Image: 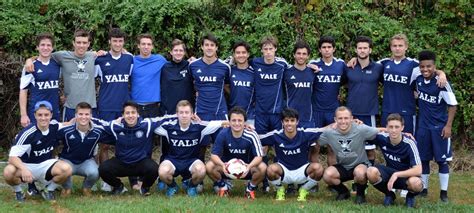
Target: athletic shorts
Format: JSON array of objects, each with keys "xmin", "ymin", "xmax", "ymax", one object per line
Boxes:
[
  {"xmin": 298, "ymin": 121, "xmax": 316, "ymax": 129},
  {"xmin": 313, "ymin": 111, "xmax": 334, "ymax": 128},
  {"xmin": 416, "ymin": 127, "xmax": 452, "ymax": 162},
  {"xmin": 353, "ymin": 114, "xmax": 377, "ymax": 150},
  {"xmin": 374, "ymin": 164, "xmax": 410, "ymax": 190},
  {"xmin": 382, "ymin": 112, "xmax": 416, "ymax": 135},
  {"xmin": 255, "ymin": 113, "xmax": 281, "ymax": 134},
  {"xmin": 279, "ymin": 162, "xmax": 309, "ymax": 185},
  {"xmin": 98, "ymin": 111, "xmax": 122, "ymax": 121},
  {"xmin": 165, "ymin": 158, "xmax": 202, "ymax": 180},
  {"xmin": 333, "ymin": 163, "xmax": 367, "ymax": 183},
  {"xmin": 24, "ymin": 159, "xmax": 58, "ymax": 185}
]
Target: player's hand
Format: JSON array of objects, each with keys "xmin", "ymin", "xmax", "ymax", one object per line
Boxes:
[
  {"xmin": 191, "ymin": 113, "xmax": 201, "ymax": 122},
  {"xmin": 21, "ymin": 169, "xmax": 34, "ymax": 183},
  {"xmin": 188, "ymin": 56, "xmax": 197, "ymax": 62},
  {"xmin": 114, "ymin": 117, "xmax": 123, "ymax": 123},
  {"xmin": 347, "ymin": 57, "xmax": 357, "ymax": 68},
  {"xmin": 221, "ymin": 120, "xmax": 230, "ymax": 128},
  {"xmin": 242, "ymin": 164, "xmax": 251, "ymax": 177},
  {"xmin": 414, "ymin": 91, "xmax": 419, "ymax": 99},
  {"xmin": 387, "ymin": 173, "xmax": 399, "ymax": 191},
  {"xmin": 244, "ymin": 123, "xmax": 255, "ymax": 131},
  {"xmin": 20, "ymin": 115, "xmax": 31, "ymax": 127},
  {"xmin": 402, "ymin": 132, "xmax": 416, "ymax": 140},
  {"xmin": 307, "ymin": 63, "xmax": 320, "ymax": 73},
  {"xmin": 63, "ymin": 117, "xmax": 76, "ymax": 126},
  {"xmin": 25, "ymin": 59, "xmax": 35, "ymax": 72},
  {"xmin": 353, "ymin": 119, "xmax": 364, "ymax": 125},
  {"xmin": 436, "ymin": 70, "xmax": 447, "ymax": 88},
  {"xmin": 441, "ymin": 125, "xmax": 452, "ymax": 139},
  {"xmin": 96, "ymin": 50, "xmax": 107, "ymax": 57},
  {"xmin": 223, "ymin": 162, "xmax": 230, "ymax": 175}
]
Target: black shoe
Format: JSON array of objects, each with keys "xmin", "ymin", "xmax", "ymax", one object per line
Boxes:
[
  {"xmin": 336, "ymin": 191, "xmax": 350, "ymax": 201},
  {"xmin": 27, "ymin": 183, "xmax": 40, "ymax": 196},
  {"xmin": 111, "ymin": 184, "xmax": 127, "ymax": 195},
  {"xmin": 440, "ymin": 190, "xmax": 448, "ymax": 202},
  {"xmin": 15, "ymin": 191, "xmax": 25, "ymax": 203},
  {"xmin": 286, "ymin": 184, "xmax": 296, "ymax": 195},
  {"xmin": 405, "ymin": 195, "xmax": 416, "ymax": 208},
  {"xmin": 140, "ymin": 187, "xmax": 151, "ymax": 196},
  {"xmin": 261, "ymin": 181, "xmax": 270, "ymax": 194},
  {"xmin": 327, "ymin": 185, "xmax": 338, "ymax": 193},
  {"xmin": 355, "ymin": 195, "xmax": 366, "ymax": 204},
  {"xmin": 419, "ymin": 188, "xmax": 428, "ymax": 197},
  {"xmin": 41, "ymin": 190, "xmax": 56, "ymax": 201}
]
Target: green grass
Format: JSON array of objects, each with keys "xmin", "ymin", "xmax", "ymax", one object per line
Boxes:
[{"xmin": 1, "ymin": 168, "xmax": 473, "ymax": 212}]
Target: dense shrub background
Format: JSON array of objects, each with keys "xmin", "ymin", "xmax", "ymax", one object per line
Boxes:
[{"xmin": 0, "ymin": 0, "xmax": 472, "ymax": 153}]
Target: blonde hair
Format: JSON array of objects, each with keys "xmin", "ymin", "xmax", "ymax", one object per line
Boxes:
[{"xmin": 390, "ymin": 33, "xmax": 408, "ymax": 46}]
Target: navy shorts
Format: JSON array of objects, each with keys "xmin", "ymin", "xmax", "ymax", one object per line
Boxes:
[
  {"xmin": 98, "ymin": 111, "xmax": 122, "ymax": 121},
  {"xmin": 313, "ymin": 111, "xmax": 334, "ymax": 128},
  {"xmin": 298, "ymin": 121, "xmax": 316, "ymax": 129},
  {"xmin": 166, "ymin": 158, "xmax": 201, "ymax": 180},
  {"xmin": 374, "ymin": 164, "xmax": 409, "ymax": 190},
  {"xmin": 334, "ymin": 163, "xmax": 367, "ymax": 183},
  {"xmin": 416, "ymin": 127, "xmax": 452, "ymax": 162},
  {"xmin": 255, "ymin": 113, "xmax": 282, "ymax": 134}
]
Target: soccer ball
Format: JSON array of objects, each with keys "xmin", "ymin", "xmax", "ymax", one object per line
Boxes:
[{"xmin": 224, "ymin": 158, "xmax": 248, "ymax": 179}]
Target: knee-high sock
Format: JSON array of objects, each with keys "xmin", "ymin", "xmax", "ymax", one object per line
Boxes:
[
  {"xmin": 438, "ymin": 162, "xmax": 450, "ymax": 191},
  {"xmin": 421, "ymin": 161, "xmax": 430, "ymax": 189},
  {"xmin": 301, "ymin": 177, "xmax": 318, "ymax": 190}
]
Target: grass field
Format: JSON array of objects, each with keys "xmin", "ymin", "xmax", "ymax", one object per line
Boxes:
[{"xmin": 1, "ymin": 164, "xmax": 473, "ymax": 213}]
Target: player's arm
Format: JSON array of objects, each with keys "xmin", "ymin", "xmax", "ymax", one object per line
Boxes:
[
  {"xmin": 434, "ymin": 70, "xmax": 447, "ymax": 87},
  {"xmin": 210, "ymin": 154, "xmax": 226, "ymax": 169},
  {"xmin": 442, "ymin": 105, "xmax": 457, "ymax": 139},
  {"xmin": 24, "ymin": 56, "xmax": 38, "ymax": 72},
  {"xmin": 8, "ymin": 143, "xmax": 34, "ymax": 183},
  {"xmin": 387, "ymin": 165, "xmax": 422, "ymax": 191},
  {"xmin": 19, "ymin": 89, "xmax": 30, "ymax": 127}
]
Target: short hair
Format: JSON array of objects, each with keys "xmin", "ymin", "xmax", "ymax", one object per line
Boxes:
[
  {"xmin": 232, "ymin": 40, "xmax": 251, "ymax": 53},
  {"xmin": 176, "ymin": 100, "xmax": 193, "ymax": 112},
  {"xmin": 386, "ymin": 113, "xmax": 404, "ymax": 125},
  {"xmin": 318, "ymin": 36, "xmax": 335, "ymax": 48},
  {"xmin": 73, "ymin": 29, "xmax": 90, "ymax": 41},
  {"xmin": 335, "ymin": 106, "xmax": 352, "ymax": 117},
  {"xmin": 418, "ymin": 50, "xmax": 436, "ymax": 62},
  {"xmin": 228, "ymin": 106, "xmax": 247, "ymax": 121},
  {"xmin": 201, "ymin": 33, "xmax": 218, "ymax": 46},
  {"xmin": 281, "ymin": 108, "xmax": 299, "ymax": 121},
  {"xmin": 171, "ymin": 38, "xmax": 186, "ymax": 51},
  {"xmin": 390, "ymin": 33, "xmax": 408, "ymax": 46},
  {"xmin": 122, "ymin": 100, "xmax": 139, "ymax": 114},
  {"xmin": 108, "ymin": 28, "xmax": 127, "ymax": 40},
  {"xmin": 355, "ymin": 36, "xmax": 372, "ymax": 48},
  {"xmin": 36, "ymin": 33, "xmax": 54, "ymax": 46},
  {"xmin": 137, "ymin": 33, "xmax": 154, "ymax": 44},
  {"xmin": 75, "ymin": 102, "xmax": 92, "ymax": 113},
  {"xmin": 260, "ymin": 36, "xmax": 278, "ymax": 49},
  {"xmin": 293, "ymin": 39, "xmax": 311, "ymax": 55}
]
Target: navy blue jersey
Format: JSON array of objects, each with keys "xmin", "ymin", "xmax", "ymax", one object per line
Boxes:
[
  {"xmin": 371, "ymin": 133, "xmax": 421, "ymax": 171},
  {"xmin": 189, "ymin": 58, "xmax": 230, "ymax": 116},
  {"xmin": 229, "ymin": 65, "xmax": 255, "ymax": 119},
  {"xmin": 154, "ymin": 120, "xmax": 222, "ymax": 160},
  {"xmin": 58, "ymin": 123, "xmax": 111, "ymax": 164},
  {"xmin": 160, "ymin": 60, "xmax": 195, "ymax": 115},
  {"xmin": 416, "ymin": 76, "xmax": 458, "ymax": 129},
  {"xmin": 378, "ymin": 58, "xmax": 420, "ymax": 115},
  {"xmin": 251, "ymin": 57, "xmax": 289, "ymax": 114},
  {"xmin": 95, "ymin": 53, "xmax": 134, "ymax": 112},
  {"xmin": 212, "ymin": 128, "xmax": 263, "ymax": 164},
  {"xmin": 260, "ymin": 128, "xmax": 323, "ymax": 170},
  {"xmin": 9, "ymin": 121, "xmax": 61, "ymax": 164},
  {"xmin": 284, "ymin": 66, "xmax": 315, "ymax": 122},
  {"xmin": 20, "ymin": 59, "xmax": 61, "ymax": 120},
  {"xmin": 310, "ymin": 58, "xmax": 346, "ymax": 112},
  {"xmin": 346, "ymin": 61, "xmax": 383, "ymax": 115}
]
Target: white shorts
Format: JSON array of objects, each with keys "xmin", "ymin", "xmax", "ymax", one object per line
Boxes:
[
  {"xmin": 25, "ymin": 159, "xmax": 58, "ymax": 185},
  {"xmin": 279, "ymin": 162, "xmax": 309, "ymax": 185}
]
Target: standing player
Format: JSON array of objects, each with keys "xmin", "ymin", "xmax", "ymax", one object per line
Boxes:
[
  {"xmin": 95, "ymin": 28, "xmax": 134, "ymax": 191},
  {"xmin": 206, "ymin": 107, "xmax": 266, "ymax": 199},
  {"xmin": 3, "ymin": 101, "xmax": 72, "ymax": 202},
  {"xmin": 367, "ymin": 113, "xmax": 423, "ymax": 208},
  {"xmin": 260, "ymin": 108, "xmax": 324, "ymax": 201},
  {"xmin": 320, "ymin": 106, "xmax": 379, "ymax": 204},
  {"xmin": 154, "ymin": 100, "xmax": 227, "ymax": 197},
  {"xmin": 310, "ymin": 36, "xmax": 346, "ymax": 167},
  {"xmin": 415, "ymin": 50, "xmax": 457, "ymax": 202},
  {"xmin": 228, "ymin": 41, "xmax": 255, "ymax": 125}
]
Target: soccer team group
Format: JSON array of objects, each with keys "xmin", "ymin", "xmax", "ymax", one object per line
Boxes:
[{"xmin": 3, "ymin": 27, "xmax": 458, "ymax": 208}]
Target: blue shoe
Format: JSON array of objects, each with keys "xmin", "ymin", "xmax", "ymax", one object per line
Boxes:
[
  {"xmin": 41, "ymin": 190, "xmax": 56, "ymax": 201},
  {"xmin": 187, "ymin": 187, "xmax": 198, "ymax": 197},
  {"xmin": 166, "ymin": 185, "xmax": 179, "ymax": 197},
  {"xmin": 405, "ymin": 195, "xmax": 416, "ymax": 208},
  {"xmin": 156, "ymin": 181, "xmax": 167, "ymax": 192},
  {"xmin": 15, "ymin": 191, "xmax": 25, "ymax": 203},
  {"xmin": 384, "ymin": 194, "xmax": 396, "ymax": 206}
]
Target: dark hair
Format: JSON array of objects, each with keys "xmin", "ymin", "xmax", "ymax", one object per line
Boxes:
[
  {"xmin": 75, "ymin": 102, "xmax": 92, "ymax": 113},
  {"xmin": 232, "ymin": 40, "xmax": 251, "ymax": 53},
  {"xmin": 386, "ymin": 113, "xmax": 404, "ymax": 125},
  {"xmin": 137, "ymin": 33, "xmax": 154, "ymax": 44},
  {"xmin": 293, "ymin": 39, "xmax": 311, "ymax": 55},
  {"xmin": 201, "ymin": 33, "xmax": 218, "ymax": 46},
  {"xmin": 122, "ymin": 101, "xmax": 139, "ymax": 113},
  {"xmin": 318, "ymin": 36, "xmax": 335, "ymax": 49},
  {"xmin": 36, "ymin": 33, "xmax": 54, "ymax": 46},
  {"xmin": 281, "ymin": 108, "xmax": 299, "ymax": 121},
  {"xmin": 228, "ymin": 106, "xmax": 247, "ymax": 121},
  {"xmin": 74, "ymin": 29, "xmax": 90, "ymax": 41},
  {"xmin": 418, "ymin": 50, "xmax": 436, "ymax": 62},
  {"xmin": 355, "ymin": 36, "xmax": 372, "ymax": 48},
  {"xmin": 108, "ymin": 28, "xmax": 127, "ymax": 40},
  {"xmin": 260, "ymin": 36, "xmax": 278, "ymax": 49}
]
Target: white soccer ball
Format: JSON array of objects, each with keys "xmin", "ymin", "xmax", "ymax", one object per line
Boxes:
[{"xmin": 224, "ymin": 158, "xmax": 248, "ymax": 179}]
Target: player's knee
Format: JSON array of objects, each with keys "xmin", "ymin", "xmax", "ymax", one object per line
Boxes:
[
  {"xmin": 407, "ymin": 177, "xmax": 423, "ymax": 192},
  {"xmin": 353, "ymin": 165, "xmax": 367, "ymax": 179},
  {"xmin": 258, "ymin": 162, "xmax": 267, "ymax": 173},
  {"xmin": 266, "ymin": 164, "xmax": 279, "ymax": 179},
  {"xmin": 3, "ymin": 165, "xmax": 16, "ymax": 181},
  {"xmin": 159, "ymin": 164, "xmax": 173, "ymax": 176},
  {"xmin": 366, "ymin": 167, "xmax": 380, "ymax": 183},
  {"xmin": 86, "ymin": 168, "xmax": 100, "ymax": 180},
  {"xmin": 323, "ymin": 167, "xmax": 337, "ymax": 184},
  {"xmin": 192, "ymin": 164, "xmax": 206, "ymax": 177},
  {"xmin": 55, "ymin": 161, "xmax": 73, "ymax": 177}
]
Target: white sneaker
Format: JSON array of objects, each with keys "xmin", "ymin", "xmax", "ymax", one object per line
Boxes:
[
  {"xmin": 101, "ymin": 182, "xmax": 112, "ymax": 192},
  {"xmin": 400, "ymin": 189, "xmax": 408, "ymax": 198}
]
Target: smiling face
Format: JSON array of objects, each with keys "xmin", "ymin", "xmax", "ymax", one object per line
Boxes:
[
  {"xmin": 419, "ymin": 59, "xmax": 436, "ymax": 80},
  {"xmin": 177, "ymin": 105, "xmax": 193, "ymax": 127},
  {"xmin": 73, "ymin": 36, "xmax": 90, "ymax": 57},
  {"xmin": 34, "ymin": 108, "xmax": 52, "ymax": 129},
  {"xmin": 109, "ymin": 37, "xmax": 125, "ymax": 54},
  {"xmin": 75, "ymin": 108, "xmax": 92, "ymax": 127},
  {"xmin": 170, "ymin": 44, "xmax": 185, "ymax": 62},
  {"xmin": 233, "ymin": 46, "xmax": 249, "ymax": 65},
  {"xmin": 37, "ymin": 39, "xmax": 53, "ymax": 59},
  {"xmin": 138, "ymin": 37, "xmax": 153, "ymax": 58},
  {"xmin": 282, "ymin": 117, "xmax": 298, "ymax": 135},
  {"xmin": 123, "ymin": 106, "xmax": 139, "ymax": 127},
  {"xmin": 229, "ymin": 113, "xmax": 245, "ymax": 133},
  {"xmin": 294, "ymin": 47, "xmax": 309, "ymax": 66},
  {"xmin": 335, "ymin": 109, "xmax": 353, "ymax": 133},
  {"xmin": 201, "ymin": 39, "xmax": 218, "ymax": 59},
  {"xmin": 386, "ymin": 119, "xmax": 404, "ymax": 141}
]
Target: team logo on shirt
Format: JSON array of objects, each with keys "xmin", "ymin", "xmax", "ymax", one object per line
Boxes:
[
  {"xmin": 290, "ymin": 75, "xmax": 296, "ymax": 79},
  {"xmin": 196, "ymin": 69, "xmax": 202, "ymax": 73},
  {"xmin": 172, "ymin": 131, "xmax": 178, "ymax": 135},
  {"xmin": 119, "ymin": 132, "xmax": 125, "ymax": 136},
  {"xmin": 338, "ymin": 139, "xmax": 352, "ymax": 153},
  {"xmin": 384, "ymin": 153, "xmax": 401, "ymax": 162},
  {"xmin": 386, "ymin": 65, "xmax": 390, "ymax": 69},
  {"xmin": 36, "ymin": 80, "xmax": 59, "ymax": 90},
  {"xmin": 37, "ymin": 69, "xmax": 43, "ymax": 73},
  {"xmin": 135, "ymin": 130, "xmax": 144, "ymax": 138},
  {"xmin": 36, "ymin": 140, "xmax": 42, "ymax": 145},
  {"xmin": 180, "ymin": 70, "xmax": 187, "ymax": 77},
  {"xmin": 257, "ymin": 68, "xmax": 262, "ymax": 72},
  {"xmin": 230, "ymin": 149, "xmax": 246, "ymax": 154},
  {"xmin": 69, "ymin": 135, "xmax": 76, "ymax": 140},
  {"xmin": 105, "ymin": 62, "xmax": 111, "ymax": 66},
  {"xmin": 74, "ymin": 59, "xmax": 88, "ymax": 72},
  {"xmin": 279, "ymin": 143, "xmax": 285, "ymax": 148},
  {"xmin": 232, "ymin": 74, "xmax": 236, "ymax": 78},
  {"xmin": 33, "ymin": 146, "xmax": 54, "ymax": 157}
]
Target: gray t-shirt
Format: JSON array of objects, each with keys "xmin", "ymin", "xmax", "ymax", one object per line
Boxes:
[
  {"xmin": 318, "ymin": 123, "xmax": 378, "ymax": 170},
  {"xmin": 52, "ymin": 51, "xmax": 96, "ymax": 108}
]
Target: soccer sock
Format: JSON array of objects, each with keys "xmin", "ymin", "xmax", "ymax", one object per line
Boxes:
[
  {"xmin": 373, "ymin": 180, "xmax": 389, "ymax": 194},
  {"xmin": 13, "ymin": 184, "xmax": 22, "ymax": 192},
  {"xmin": 301, "ymin": 177, "xmax": 318, "ymax": 190},
  {"xmin": 269, "ymin": 178, "xmax": 282, "ymax": 188},
  {"xmin": 217, "ymin": 179, "xmax": 226, "ymax": 188},
  {"xmin": 438, "ymin": 161, "xmax": 449, "ymax": 191},
  {"xmin": 46, "ymin": 182, "xmax": 59, "ymax": 191},
  {"xmin": 421, "ymin": 161, "xmax": 430, "ymax": 189},
  {"xmin": 355, "ymin": 183, "xmax": 367, "ymax": 196},
  {"xmin": 247, "ymin": 182, "xmax": 257, "ymax": 191},
  {"xmin": 333, "ymin": 183, "xmax": 349, "ymax": 194}
]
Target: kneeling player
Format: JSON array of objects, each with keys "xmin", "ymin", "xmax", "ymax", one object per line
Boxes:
[
  {"xmin": 155, "ymin": 100, "xmax": 227, "ymax": 197},
  {"xmin": 367, "ymin": 113, "xmax": 423, "ymax": 207},
  {"xmin": 3, "ymin": 101, "xmax": 72, "ymax": 202},
  {"xmin": 260, "ymin": 108, "xmax": 324, "ymax": 201},
  {"xmin": 206, "ymin": 107, "xmax": 266, "ymax": 199}
]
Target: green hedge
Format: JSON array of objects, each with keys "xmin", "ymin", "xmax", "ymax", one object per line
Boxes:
[{"xmin": 0, "ymin": 0, "xmax": 472, "ymax": 146}]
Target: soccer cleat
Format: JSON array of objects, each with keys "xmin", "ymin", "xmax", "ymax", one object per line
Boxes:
[
  {"xmin": 383, "ymin": 192, "xmax": 396, "ymax": 206},
  {"xmin": 41, "ymin": 190, "xmax": 56, "ymax": 201},
  {"xmin": 187, "ymin": 187, "xmax": 198, "ymax": 197},
  {"xmin": 15, "ymin": 191, "xmax": 25, "ymax": 203},
  {"xmin": 111, "ymin": 184, "xmax": 128, "ymax": 195},
  {"xmin": 419, "ymin": 188, "xmax": 428, "ymax": 197},
  {"xmin": 336, "ymin": 191, "xmax": 350, "ymax": 201},
  {"xmin": 286, "ymin": 184, "xmax": 296, "ymax": 195},
  {"xmin": 405, "ymin": 195, "xmax": 416, "ymax": 208},
  {"xmin": 218, "ymin": 187, "xmax": 229, "ymax": 197},
  {"xmin": 157, "ymin": 181, "xmax": 167, "ymax": 192},
  {"xmin": 140, "ymin": 187, "xmax": 151, "ymax": 196},
  {"xmin": 196, "ymin": 183, "xmax": 204, "ymax": 193},
  {"xmin": 101, "ymin": 182, "xmax": 112, "ymax": 192},
  {"xmin": 262, "ymin": 181, "xmax": 270, "ymax": 194},
  {"xmin": 166, "ymin": 185, "xmax": 179, "ymax": 197},
  {"xmin": 440, "ymin": 190, "xmax": 449, "ymax": 202},
  {"xmin": 245, "ymin": 189, "xmax": 256, "ymax": 200},
  {"xmin": 355, "ymin": 195, "xmax": 366, "ymax": 204},
  {"xmin": 27, "ymin": 184, "xmax": 40, "ymax": 196},
  {"xmin": 275, "ymin": 186, "xmax": 286, "ymax": 201},
  {"xmin": 297, "ymin": 188, "xmax": 309, "ymax": 202}
]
